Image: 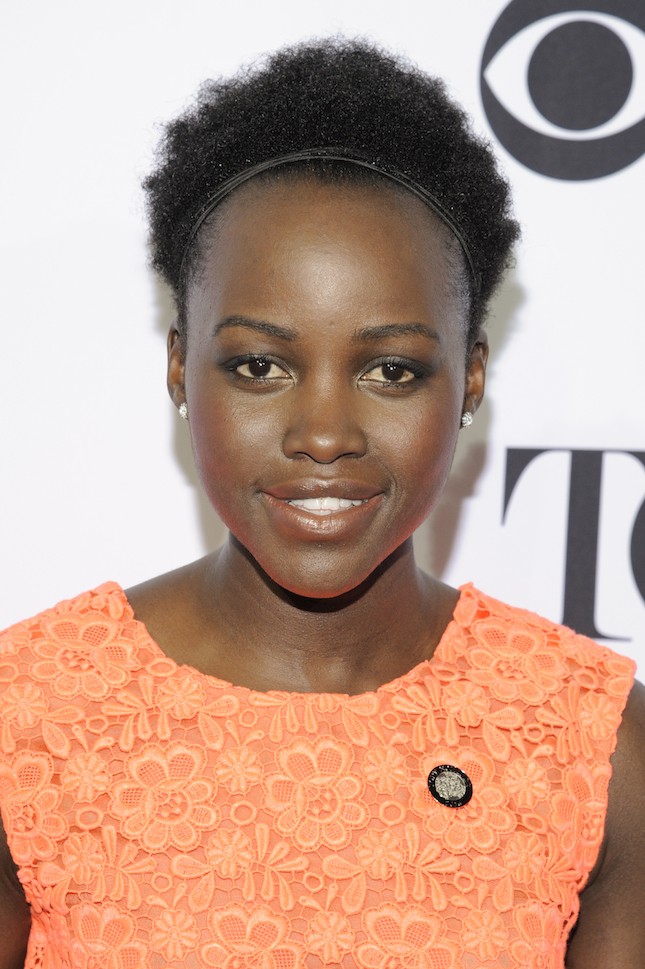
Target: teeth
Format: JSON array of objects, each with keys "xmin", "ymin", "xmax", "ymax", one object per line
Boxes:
[{"xmin": 288, "ymin": 496, "xmax": 366, "ymax": 514}]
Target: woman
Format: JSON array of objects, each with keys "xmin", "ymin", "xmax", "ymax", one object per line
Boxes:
[{"xmin": 0, "ymin": 39, "xmax": 643, "ymax": 968}]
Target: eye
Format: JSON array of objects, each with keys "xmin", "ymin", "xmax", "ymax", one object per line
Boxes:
[
  {"xmin": 232, "ymin": 357, "xmax": 290, "ymax": 380},
  {"xmin": 361, "ymin": 360, "xmax": 421, "ymax": 385},
  {"xmin": 481, "ymin": 5, "xmax": 645, "ymax": 179}
]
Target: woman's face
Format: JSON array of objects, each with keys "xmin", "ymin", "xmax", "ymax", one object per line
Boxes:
[{"xmin": 169, "ymin": 178, "xmax": 486, "ymax": 597}]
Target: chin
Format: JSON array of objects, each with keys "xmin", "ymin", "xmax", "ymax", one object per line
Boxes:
[
  {"xmin": 280, "ymin": 577, "xmax": 368, "ymax": 601},
  {"xmin": 255, "ymin": 545, "xmax": 408, "ymax": 604}
]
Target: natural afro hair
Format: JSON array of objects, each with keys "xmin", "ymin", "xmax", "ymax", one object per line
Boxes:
[{"xmin": 144, "ymin": 38, "xmax": 519, "ymax": 344}]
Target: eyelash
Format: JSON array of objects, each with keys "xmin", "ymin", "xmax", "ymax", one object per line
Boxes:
[
  {"xmin": 362, "ymin": 356, "xmax": 429, "ymax": 386},
  {"xmin": 223, "ymin": 355, "xmax": 291, "ymax": 384},
  {"xmin": 222, "ymin": 354, "xmax": 429, "ymax": 387}
]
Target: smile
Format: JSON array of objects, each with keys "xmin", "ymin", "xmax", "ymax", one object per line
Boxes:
[
  {"xmin": 260, "ymin": 489, "xmax": 384, "ymax": 541},
  {"xmin": 286, "ymin": 497, "xmax": 368, "ymax": 515}
]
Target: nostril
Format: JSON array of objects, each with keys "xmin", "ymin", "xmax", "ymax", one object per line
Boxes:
[{"xmin": 282, "ymin": 412, "xmax": 368, "ymax": 463}]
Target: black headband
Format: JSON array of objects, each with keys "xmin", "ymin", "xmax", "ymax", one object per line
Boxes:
[{"xmin": 180, "ymin": 147, "xmax": 480, "ymax": 294}]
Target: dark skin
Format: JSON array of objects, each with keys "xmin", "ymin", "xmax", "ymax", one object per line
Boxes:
[
  {"xmin": 146, "ymin": 180, "xmax": 478, "ymax": 694},
  {"xmin": 0, "ymin": 179, "xmax": 643, "ymax": 964}
]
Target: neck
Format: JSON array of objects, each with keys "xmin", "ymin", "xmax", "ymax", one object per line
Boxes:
[{"xmin": 192, "ymin": 536, "xmax": 457, "ymax": 694}]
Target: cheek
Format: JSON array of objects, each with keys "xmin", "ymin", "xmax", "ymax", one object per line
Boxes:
[
  {"xmin": 188, "ymin": 394, "xmax": 279, "ymax": 507},
  {"xmin": 401, "ymin": 376, "xmax": 463, "ymax": 491},
  {"xmin": 394, "ymin": 415, "xmax": 460, "ymax": 508},
  {"xmin": 357, "ymin": 391, "xmax": 461, "ymax": 536}
]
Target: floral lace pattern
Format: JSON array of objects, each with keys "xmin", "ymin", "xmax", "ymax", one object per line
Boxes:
[{"xmin": 0, "ymin": 583, "xmax": 635, "ymax": 968}]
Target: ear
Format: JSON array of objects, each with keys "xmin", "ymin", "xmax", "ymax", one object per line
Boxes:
[
  {"xmin": 463, "ymin": 329, "xmax": 488, "ymax": 415},
  {"xmin": 167, "ymin": 325, "xmax": 186, "ymax": 410}
]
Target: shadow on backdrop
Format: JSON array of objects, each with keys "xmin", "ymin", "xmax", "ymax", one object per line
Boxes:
[
  {"xmin": 416, "ymin": 269, "xmax": 524, "ymax": 579},
  {"xmin": 152, "ymin": 281, "xmax": 229, "ymax": 555}
]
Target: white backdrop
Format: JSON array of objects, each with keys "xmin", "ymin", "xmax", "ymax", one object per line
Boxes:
[{"xmin": 1, "ymin": 0, "xmax": 643, "ymax": 671}]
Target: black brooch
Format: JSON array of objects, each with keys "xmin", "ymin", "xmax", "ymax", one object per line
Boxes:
[{"xmin": 428, "ymin": 765, "xmax": 473, "ymax": 808}]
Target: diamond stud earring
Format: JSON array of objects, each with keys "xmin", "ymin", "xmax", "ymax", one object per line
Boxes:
[
  {"xmin": 460, "ymin": 411, "xmax": 473, "ymax": 428},
  {"xmin": 178, "ymin": 402, "xmax": 189, "ymax": 421}
]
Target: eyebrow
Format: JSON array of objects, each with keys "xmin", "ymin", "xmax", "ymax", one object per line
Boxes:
[
  {"xmin": 354, "ymin": 322, "xmax": 440, "ymax": 342},
  {"xmin": 213, "ymin": 316, "xmax": 440, "ymax": 343},
  {"xmin": 213, "ymin": 316, "xmax": 297, "ymax": 341}
]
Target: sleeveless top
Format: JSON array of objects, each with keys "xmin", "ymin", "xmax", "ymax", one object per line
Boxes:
[{"xmin": 0, "ymin": 582, "xmax": 635, "ymax": 969}]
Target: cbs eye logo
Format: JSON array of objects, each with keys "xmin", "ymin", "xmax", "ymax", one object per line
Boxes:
[{"xmin": 481, "ymin": 0, "xmax": 645, "ymax": 179}]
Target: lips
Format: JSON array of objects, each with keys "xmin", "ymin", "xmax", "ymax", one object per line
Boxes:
[
  {"xmin": 264, "ymin": 479, "xmax": 383, "ymax": 502},
  {"xmin": 260, "ymin": 480, "xmax": 385, "ymax": 537}
]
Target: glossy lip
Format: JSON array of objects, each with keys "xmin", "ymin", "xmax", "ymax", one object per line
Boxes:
[
  {"xmin": 260, "ymin": 486, "xmax": 385, "ymax": 541},
  {"xmin": 264, "ymin": 479, "xmax": 384, "ymax": 502}
]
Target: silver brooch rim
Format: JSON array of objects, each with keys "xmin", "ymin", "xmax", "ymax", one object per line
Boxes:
[{"xmin": 427, "ymin": 764, "xmax": 473, "ymax": 808}]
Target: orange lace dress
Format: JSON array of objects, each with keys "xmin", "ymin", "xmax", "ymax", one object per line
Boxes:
[{"xmin": 0, "ymin": 583, "xmax": 635, "ymax": 969}]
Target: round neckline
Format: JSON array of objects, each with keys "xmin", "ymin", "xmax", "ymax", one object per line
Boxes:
[{"xmin": 103, "ymin": 581, "xmax": 472, "ymax": 701}]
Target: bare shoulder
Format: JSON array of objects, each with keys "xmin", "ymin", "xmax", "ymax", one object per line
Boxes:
[
  {"xmin": 566, "ymin": 678, "xmax": 645, "ymax": 968},
  {"xmin": 125, "ymin": 556, "xmax": 211, "ymax": 629},
  {"xmin": 0, "ymin": 815, "xmax": 30, "ymax": 968},
  {"xmin": 125, "ymin": 557, "xmax": 207, "ymax": 609},
  {"xmin": 124, "ymin": 555, "xmax": 221, "ymax": 666}
]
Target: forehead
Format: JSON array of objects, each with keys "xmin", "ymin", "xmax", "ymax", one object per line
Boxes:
[{"xmin": 188, "ymin": 176, "xmax": 465, "ymax": 334}]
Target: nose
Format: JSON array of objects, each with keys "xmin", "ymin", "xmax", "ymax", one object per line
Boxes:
[{"xmin": 281, "ymin": 383, "xmax": 368, "ymax": 464}]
